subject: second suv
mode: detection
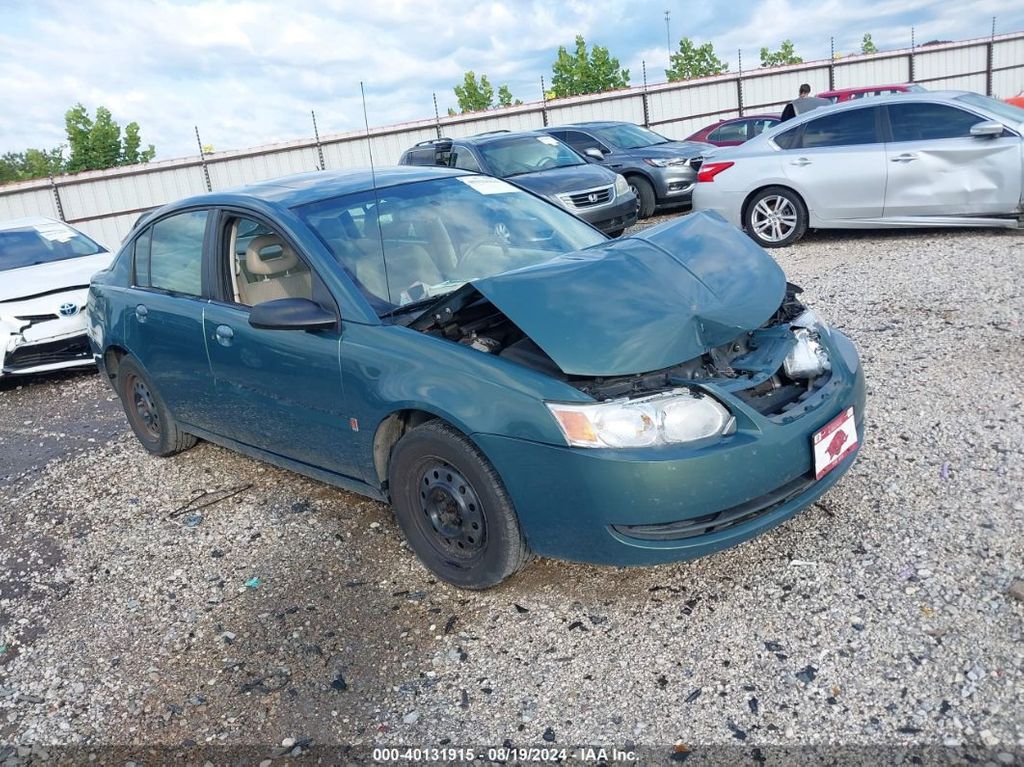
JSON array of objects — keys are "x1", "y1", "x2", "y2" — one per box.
[
  {"x1": 539, "y1": 122, "x2": 709, "y2": 219},
  {"x1": 399, "y1": 131, "x2": 637, "y2": 235}
]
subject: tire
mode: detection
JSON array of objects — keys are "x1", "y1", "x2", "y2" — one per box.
[
  {"x1": 388, "y1": 420, "x2": 531, "y2": 589},
  {"x1": 744, "y1": 186, "x2": 808, "y2": 248},
  {"x1": 116, "y1": 356, "x2": 197, "y2": 457},
  {"x1": 627, "y1": 176, "x2": 656, "y2": 219}
]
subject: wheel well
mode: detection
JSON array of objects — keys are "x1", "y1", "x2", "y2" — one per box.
[
  {"x1": 741, "y1": 185, "x2": 807, "y2": 229},
  {"x1": 103, "y1": 346, "x2": 128, "y2": 384},
  {"x1": 623, "y1": 171, "x2": 654, "y2": 188},
  {"x1": 372, "y1": 409, "x2": 439, "y2": 492}
]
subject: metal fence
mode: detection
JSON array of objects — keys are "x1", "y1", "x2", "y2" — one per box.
[{"x1": 3, "y1": 30, "x2": 1023, "y2": 250}]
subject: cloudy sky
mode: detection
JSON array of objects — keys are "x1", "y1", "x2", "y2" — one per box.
[{"x1": 2, "y1": 0, "x2": 1022, "y2": 160}]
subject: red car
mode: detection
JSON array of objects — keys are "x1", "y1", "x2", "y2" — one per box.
[
  {"x1": 685, "y1": 114, "x2": 780, "y2": 146},
  {"x1": 817, "y1": 83, "x2": 926, "y2": 103}
]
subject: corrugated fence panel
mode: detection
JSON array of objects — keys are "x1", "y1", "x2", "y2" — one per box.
[
  {"x1": 743, "y1": 65, "x2": 832, "y2": 110},
  {"x1": 833, "y1": 55, "x2": 910, "y2": 89},
  {"x1": 915, "y1": 44, "x2": 987, "y2": 82},
  {"x1": 1, "y1": 31, "x2": 1021, "y2": 247},
  {"x1": 0, "y1": 184, "x2": 58, "y2": 221},
  {"x1": 648, "y1": 80, "x2": 737, "y2": 124}
]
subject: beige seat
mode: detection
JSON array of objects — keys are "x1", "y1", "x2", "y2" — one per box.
[{"x1": 241, "y1": 235, "x2": 312, "y2": 305}]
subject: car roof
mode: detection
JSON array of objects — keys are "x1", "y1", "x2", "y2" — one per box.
[
  {"x1": 455, "y1": 130, "x2": 553, "y2": 146},
  {"x1": 0, "y1": 215, "x2": 66, "y2": 232},
  {"x1": 160, "y1": 165, "x2": 472, "y2": 211},
  {"x1": 819, "y1": 84, "x2": 913, "y2": 95},
  {"x1": 778, "y1": 90, "x2": 984, "y2": 125}
]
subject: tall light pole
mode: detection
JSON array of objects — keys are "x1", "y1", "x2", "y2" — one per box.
[{"x1": 665, "y1": 9, "x2": 672, "y2": 66}]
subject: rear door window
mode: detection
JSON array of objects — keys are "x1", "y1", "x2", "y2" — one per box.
[
  {"x1": 799, "y1": 107, "x2": 881, "y2": 148},
  {"x1": 136, "y1": 210, "x2": 208, "y2": 296},
  {"x1": 887, "y1": 103, "x2": 988, "y2": 141}
]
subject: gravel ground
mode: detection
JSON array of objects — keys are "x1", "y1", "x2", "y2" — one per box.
[{"x1": 0, "y1": 221, "x2": 1022, "y2": 763}]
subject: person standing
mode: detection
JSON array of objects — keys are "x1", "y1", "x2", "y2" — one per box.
[{"x1": 781, "y1": 84, "x2": 831, "y2": 121}]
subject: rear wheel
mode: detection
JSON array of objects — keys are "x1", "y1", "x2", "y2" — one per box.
[
  {"x1": 744, "y1": 186, "x2": 807, "y2": 248},
  {"x1": 117, "y1": 356, "x2": 196, "y2": 456},
  {"x1": 388, "y1": 420, "x2": 531, "y2": 589},
  {"x1": 627, "y1": 176, "x2": 656, "y2": 219}
]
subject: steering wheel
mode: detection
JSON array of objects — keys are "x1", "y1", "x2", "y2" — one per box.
[
  {"x1": 457, "y1": 235, "x2": 511, "y2": 274},
  {"x1": 534, "y1": 156, "x2": 558, "y2": 170}
]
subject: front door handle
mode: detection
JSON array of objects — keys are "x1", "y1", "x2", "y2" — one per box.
[
  {"x1": 134, "y1": 304, "x2": 148, "y2": 323},
  {"x1": 790, "y1": 157, "x2": 812, "y2": 166},
  {"x1": 891, "y1": 153, "x2": 918, "y2": 163},
  {"x1": 214, "y1": 324, "x2": 234, "y2": 346}
]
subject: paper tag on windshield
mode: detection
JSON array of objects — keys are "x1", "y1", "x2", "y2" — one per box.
[
  {"x1": 537, "y1": 136, "x2": 559, "y2": 145},
  {"x1": 456, "y1": 176, "x2": 517, "y2": 195},
  {"x1": 34, "y1": 222, "x2": 74, "y2": 242}
]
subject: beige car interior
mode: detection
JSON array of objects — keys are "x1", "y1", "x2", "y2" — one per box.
[{"x1": 231, "y1": 227, "x2": 312, "y2": 306}]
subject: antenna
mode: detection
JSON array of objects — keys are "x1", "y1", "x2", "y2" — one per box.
[{"x1": 360, "y1": 81, "x2": 392, "y2": 305}]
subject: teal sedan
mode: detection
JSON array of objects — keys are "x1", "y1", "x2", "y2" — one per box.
[{"x1": 87, "y1": 166, "x2": 865, "y2": 589}]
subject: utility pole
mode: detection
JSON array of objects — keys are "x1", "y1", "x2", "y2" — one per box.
[{"x1": 665, "y1": 10, "x2": 671, "y2": 67}]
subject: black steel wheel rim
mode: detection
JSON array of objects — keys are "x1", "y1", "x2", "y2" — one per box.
[
  {"x1": 417, "y1": 460, "x2": 486, "y2": 561},
  {"x1": 128, "y1": 374, "x2": 160, "y2": 439}
]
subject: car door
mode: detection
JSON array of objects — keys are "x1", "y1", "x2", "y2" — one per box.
[
  {"x1": 552, "y1": 130, "x2": 614, "y2": 165},
  {"x1": 780, "y1": 105, "x2": 887, "y2": 221},
  {"x1": 202, "y1": 211, "x2": 358, "y2": 478},
  {"x1": 128, "y1": 209, "x2": 219, "y2": 430},
  {"x1": 882, "y1": 101, "x2": 1023, "y2": 218}
]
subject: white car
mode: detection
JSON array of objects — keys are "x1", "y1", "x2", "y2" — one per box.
[
  {"x1": 692, "y1": 91, "x2": 1024, "y2": 247},
  {"x1": 0, "y1": 217, "x2": 111, "y2": 378}
]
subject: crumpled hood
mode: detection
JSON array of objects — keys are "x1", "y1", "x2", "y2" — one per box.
[
  {"x1": 470, "y1": 211, "x2": 786, "y2": 377},
  {"x1": 0, "y1": 253, "x2": 111, "y2": 304}
]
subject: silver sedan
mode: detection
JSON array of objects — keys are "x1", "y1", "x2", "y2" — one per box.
[{"x1": 692, "y1": 91, "x2": 1024, "y2": 247}]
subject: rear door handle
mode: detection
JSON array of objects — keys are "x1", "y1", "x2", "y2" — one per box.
[
  {"x1": 214, "y1": 324, "x2": 234, "y2": 346},
  {"x1": 790, "y1": 158, "x2": 812, "y2": 166},
  {"x1": 891, "y1": 153, "x2": 918, "y2": 163},
  {"x1": 134, "y1": 304, "x2": 148, "y2": 323}
]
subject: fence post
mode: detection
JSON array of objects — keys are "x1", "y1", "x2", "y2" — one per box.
[
  {"x1": 829, "y1": 37, "x2": 836, "y2": 91},
  {"x1": 736, "y1": 50, "x2": 744, "y2": 117},
  {"x1": 909, "y1": 27, "x2": 916, "y2": 83},
  {"x1": 986, "y1": 17, "x2": 996, "y2": 96},
  {"x1": 48, "y1": 175, "x2": 66, "y2": 222},
  {"x1": 540, "y1": 76, "x2": 549, "y2": 127},
  {"x1": 195, "y1": 126, "x2": 212, "y2": 192},
  {"x1": 311, "y1": 110, "x2": 326, "y2": 170},
  {"x1": 432, "y1": 93, "x2": 442, "y2": 139},
  {"x1": 641, "y1": 61, "x2": 651, "y2": 128}
]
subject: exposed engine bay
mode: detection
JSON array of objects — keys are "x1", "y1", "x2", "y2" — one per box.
[{"x1": 414, "y1": 282, "x2": 833, "y2": 418}]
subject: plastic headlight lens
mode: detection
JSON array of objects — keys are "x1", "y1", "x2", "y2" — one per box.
[
  {"x1": 547, "y1": 390, "x2": 732, "y2": 448},
  {"x1": 614, "y1": 174, "x2": 630, "y2": 195},
  {"x1": 643, "y1": 157, "x2": 687, "y2": 168}
]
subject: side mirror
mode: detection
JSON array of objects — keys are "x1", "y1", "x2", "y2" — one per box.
[
  {"x1": 970, "y1": 120, "x2": 1004, "y2": 138},
  {"x1": 249, "y1": 298, "x2": 337, "y2": 331},
  {"x1": 584, "y1": 147, "x2": 605, "y2": 161}
]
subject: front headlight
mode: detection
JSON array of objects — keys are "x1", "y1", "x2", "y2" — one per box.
[
  {"x1": 643, "y1": 157, "x2": 688, "y2": 168},
  {"x1": 547, "y1": 389, "x2": 733, "y2": 448},
  {"x1": 613, "y1": 174, "x2": 630, "y2": 196}
]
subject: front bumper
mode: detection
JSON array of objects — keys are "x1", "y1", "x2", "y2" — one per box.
[
  {"x1": 574, "y1": 195, "x2": 639, "y2": 234},
  {"x1": 473, "y1": 330, "x2": 866, "y2": 566},
  {"x1": 650, "y1": 166, "x2": 698, "y2": 206},
  {"x1": 1, "y1": 311, "x2": 93, "y2": 376}
]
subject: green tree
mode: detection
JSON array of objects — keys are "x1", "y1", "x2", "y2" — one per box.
[
  {"x1": 760, "y1": 40, "x2": 803, "y2": 68},
  {"x1": 666, "y1": 37, "x2": 729, "y2": 81},
  {"x1": 64, "y1": 103, "x2": 155, "y2": 172},
  {"x1": 550, "y1": 35, "x2": 629, "y2": 98},
  {"x1": 861, "y1": 33, "x2": 878, "y2": 54},
  {"x1": 453, "y1": 71, "x2": 495, "y2": 113},
  {"x1": 0, "y1": 148, "x2": 65, "y2": 184},
  {"x1": 497, "y1": 84, "x2": 522, "y2": 108}
]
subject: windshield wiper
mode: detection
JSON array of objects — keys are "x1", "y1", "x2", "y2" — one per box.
[{"x1": 379, "y1": 297, "x2": 440, "y2": 320}]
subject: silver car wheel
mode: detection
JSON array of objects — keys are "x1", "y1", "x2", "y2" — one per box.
[{"x1": 751, "y1": 196, "x2": 798, "y2": 243}]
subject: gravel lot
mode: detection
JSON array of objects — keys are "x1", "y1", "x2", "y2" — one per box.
[{"x1": 0, "y1": 221, "x2": 1022, "y2": 763}]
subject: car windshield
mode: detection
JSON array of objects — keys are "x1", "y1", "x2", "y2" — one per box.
[
  {"x1": 474, "y1": 135, "x2": 585, "y2": 177},
  {"x1": 955, "y1": 92, "x2": 1024, "y2": 124},
  {"x1": 295, "y1": 175, "x2": 606, "y2": 315},
  {"x1": 591, "y1": 123, "x2": 670, "y2": 150},
  {"x1": 0, "y1": 221, "x2": 105, "y2": 272}
]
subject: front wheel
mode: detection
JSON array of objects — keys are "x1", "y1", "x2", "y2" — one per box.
[
  {"x1": 388, "y1": 421, "x2": 531, "y2": 589},
  {"x1": 628, "y1": 176, "x2": 656, "y2": 219},
  {"x1": 744, "y1": 186, "x2": 808, "y2": 248},
  {"x1": 117, "y1": 356, "x2": 197, "y2": 456}
]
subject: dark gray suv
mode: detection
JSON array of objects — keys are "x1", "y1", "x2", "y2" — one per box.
[
  {"x1": 539, "y1": 122, "x2": 710, "y2": 219},
  {"x1": 399, "y1": 131, "x2": 637, "y2": 236}
]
